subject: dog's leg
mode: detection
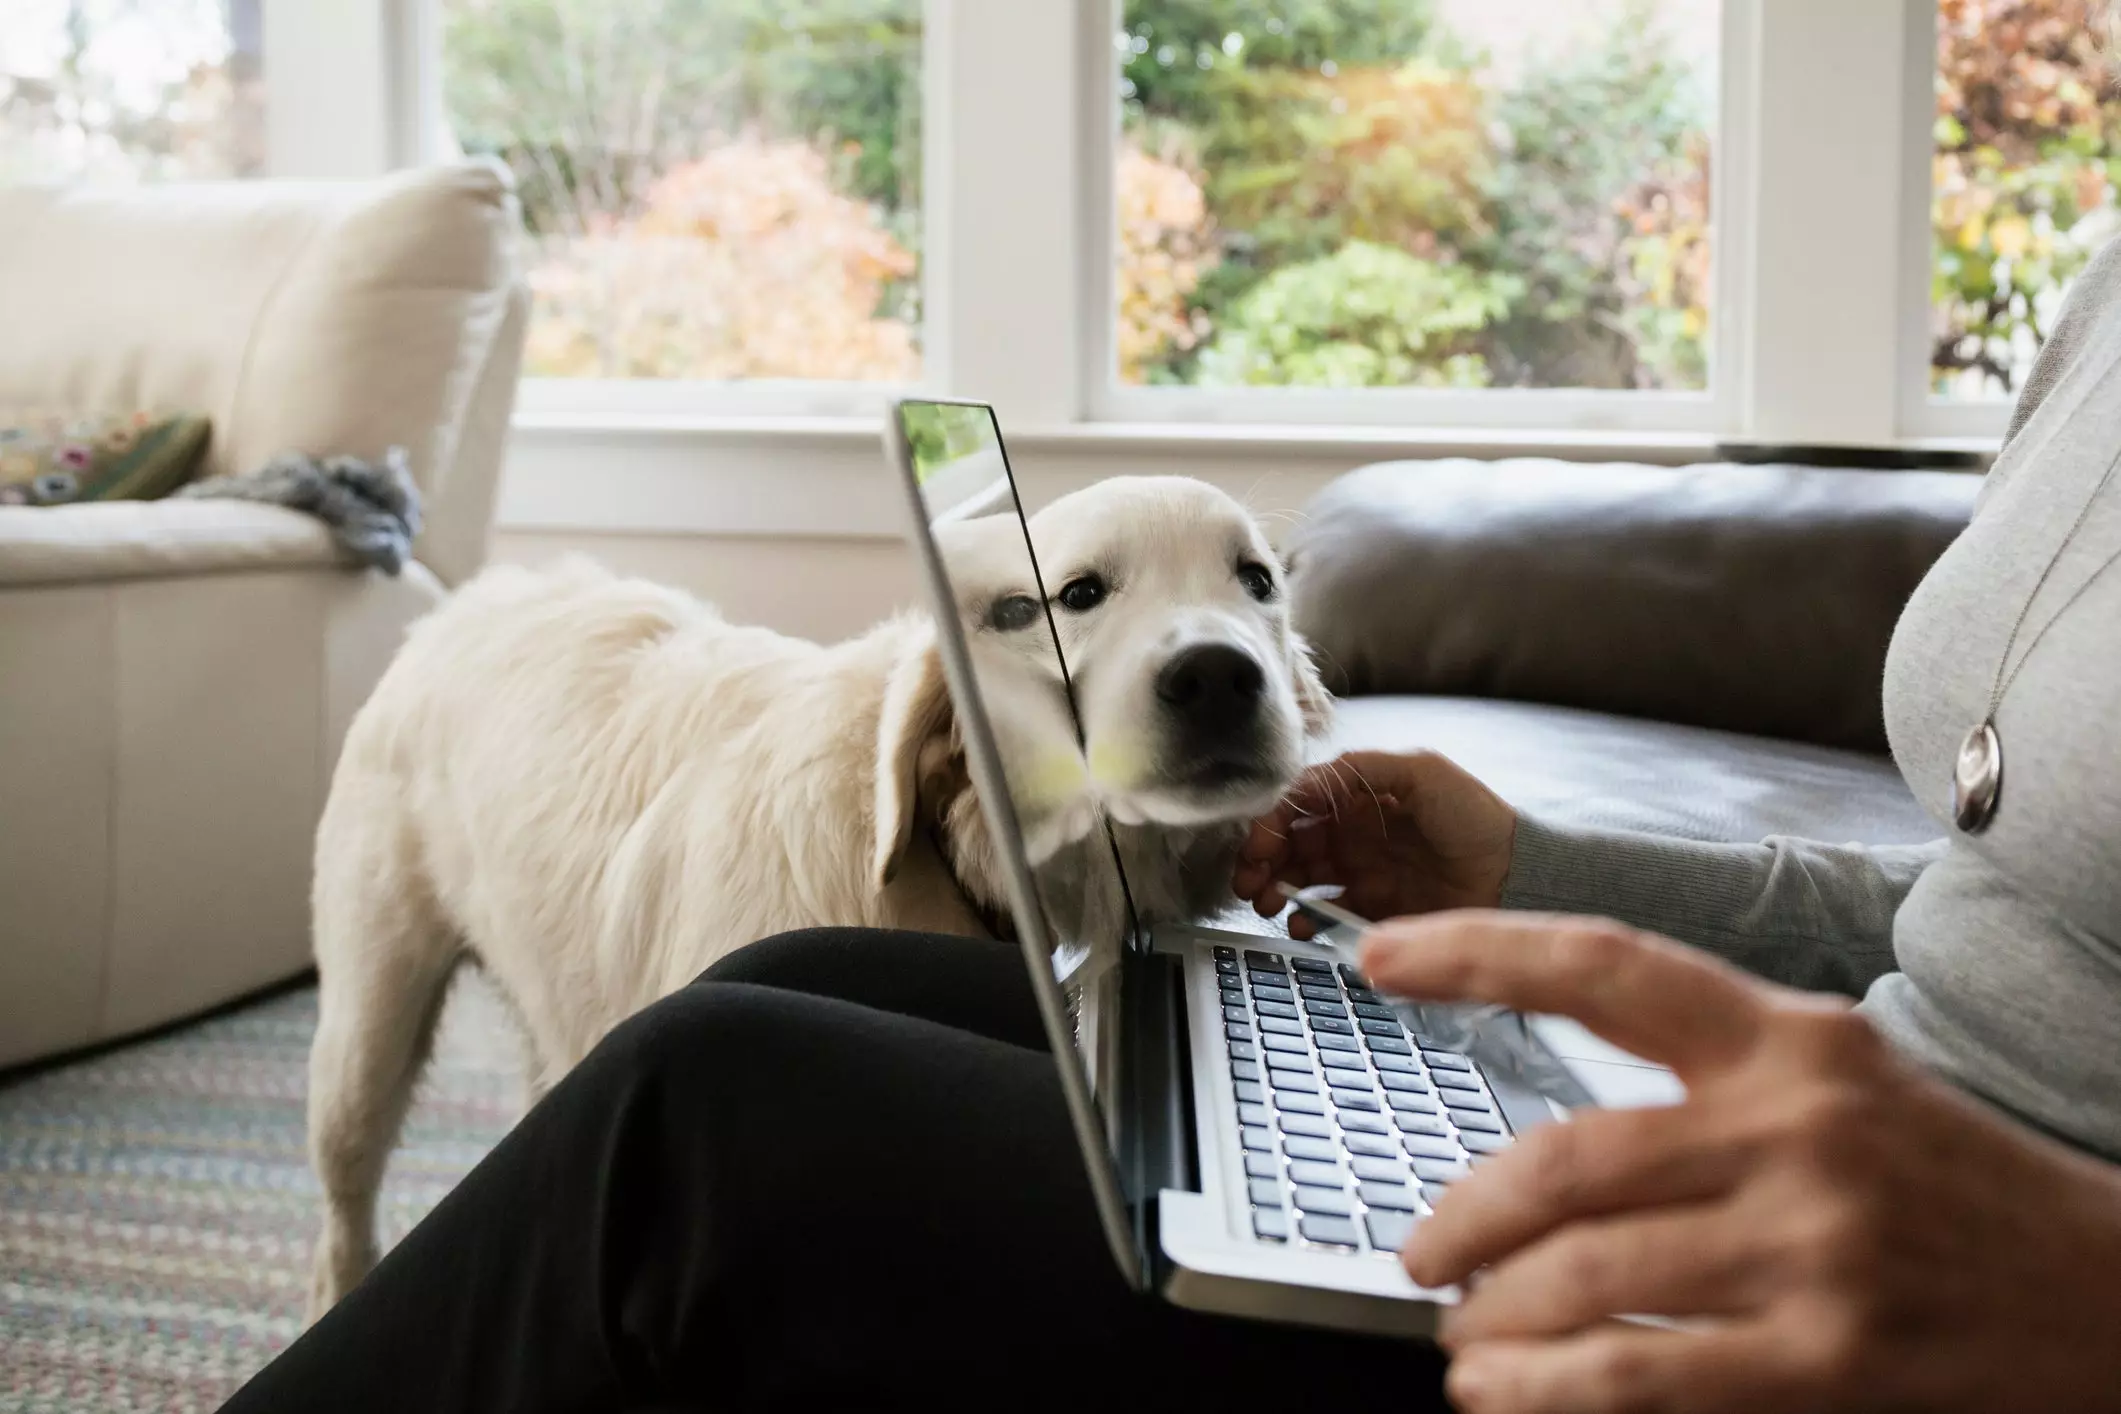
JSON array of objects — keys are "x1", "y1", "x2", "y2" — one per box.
[{"x1": 305, "y1": 812, "x2": 460, "y2": 1321}]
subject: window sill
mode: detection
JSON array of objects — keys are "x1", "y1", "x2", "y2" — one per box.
[{"x1": 495, "y1": 415, "x2": 2000, "y2": 540}]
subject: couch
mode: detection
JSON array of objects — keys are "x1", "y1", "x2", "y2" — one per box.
[
  {"x1": 0, "y1": 164, "x2": 530, "y2": 1068},
  {"x1": 1287, "y1": 458, "x2": 1982, "y2": 852}
]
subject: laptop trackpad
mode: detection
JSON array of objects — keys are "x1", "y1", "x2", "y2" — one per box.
[{"x1": 1530, "y1": 1015, "x2": 1686, "y2": 1111}]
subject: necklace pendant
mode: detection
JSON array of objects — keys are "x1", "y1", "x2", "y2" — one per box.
[{"x1": 1953, "y1": 718, "x2": 2003, "y2": 833}]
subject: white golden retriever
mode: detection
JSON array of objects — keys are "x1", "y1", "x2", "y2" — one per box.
[{"x1": 305, "y1": 475, "x2": 1329, "y2": 1314}]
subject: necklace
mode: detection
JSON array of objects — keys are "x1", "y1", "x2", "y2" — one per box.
[{"x1": 1952, "y1": 448, "x2": 2121, "y2": 832}]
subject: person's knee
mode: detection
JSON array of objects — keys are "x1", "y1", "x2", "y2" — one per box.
[{"x1": 691, "y1": 926, "x2": 913, "y2": 990}]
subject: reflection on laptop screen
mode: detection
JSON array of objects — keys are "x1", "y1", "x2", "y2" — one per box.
[{"x1": 898, "y1": 401, "x2": 1138, "y2": 993}]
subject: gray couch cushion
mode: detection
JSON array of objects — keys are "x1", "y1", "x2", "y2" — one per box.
[
  {"x1": 1289, "y1": 459, "x2": 1979, "y2": 754},
  {"x1": 1324, "y1": 696, "x2": 1941, "y2": 847}
]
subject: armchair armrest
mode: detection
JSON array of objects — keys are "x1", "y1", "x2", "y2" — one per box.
[
  {"x1": 0, "y1": 500, "x2": 343, "y2": 587},
  {"x1": 1286, "y1": 458, "x2": 1980, "y2": 753}
]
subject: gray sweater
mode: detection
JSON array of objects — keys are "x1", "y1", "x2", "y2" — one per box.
[{"x1": 1502, "y1": 239, "x2": 2121, "y2": 1163}]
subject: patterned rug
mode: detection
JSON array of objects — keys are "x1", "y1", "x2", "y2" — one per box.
[{"x1": 0, "y1": 971, "x2": 522, "y2": 1413}]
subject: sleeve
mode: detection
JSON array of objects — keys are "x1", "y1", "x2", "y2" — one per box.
[{"x1": 1499, "y1": 816, "x2": 1950, "y2": 997}]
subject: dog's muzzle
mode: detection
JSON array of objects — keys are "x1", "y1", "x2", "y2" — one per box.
[{"x1": 1156, "y1": 643, "x2": 1271, "y2": 781}]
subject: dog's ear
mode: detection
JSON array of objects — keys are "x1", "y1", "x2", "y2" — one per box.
[
  {"x1": 873, "y1": 630, "x2": 958, "y2": 888},
  {"x1": 1290, "y1": 633, "x2": 1335, "y2": 737}
]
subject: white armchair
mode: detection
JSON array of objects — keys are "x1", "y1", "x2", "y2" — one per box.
[{"x1": 0, "y1": 164, "x2": 529, "y2": 1066}]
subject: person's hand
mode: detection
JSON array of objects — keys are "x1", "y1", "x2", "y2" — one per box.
[
  {"x1": 1231, "y1": 750, "x2": 1517, "y2": 937},
  {"x1": 1357, "y1": 911, "x2": 2121, "y2": 1414}
]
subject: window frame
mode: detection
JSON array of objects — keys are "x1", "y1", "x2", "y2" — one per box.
[{"x1": 268, "y1": 0, "x2": 2021, "y2": 450}]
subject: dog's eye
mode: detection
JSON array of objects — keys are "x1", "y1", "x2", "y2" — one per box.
[
  {"x1": 1236, "y1": 561, "x2": 1277, "y2": 602},
  {"x1": 988, "y1": 594, "x2": 1040, "y2": 632},
  {"x1": 1057, "y1": 575, "x2": 1107, "y2": 613}
]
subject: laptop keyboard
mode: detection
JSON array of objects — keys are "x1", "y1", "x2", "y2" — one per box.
[{"x1": 1215, "y1": 944, "x2": 1516, "y2": 1256}]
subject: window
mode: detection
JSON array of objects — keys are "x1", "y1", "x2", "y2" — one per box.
[
  {"x1": 0, "y1": 0, "x2": 264, "y2": 183},
  {"x1": 438, "y1": 0, "x2": 923, "y2": 386},
  {"x1": 1929, "y1": 0, "x2": 2121, "y2": 403},
  {"x1": 1110, "y1": 0, "x2": 1718, "y2": 396}
]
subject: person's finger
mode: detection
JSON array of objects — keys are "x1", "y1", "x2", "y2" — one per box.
[
  {"x1": 1406, "y1": 1102, "x2": 1745, "y2": 1288},
  {"x1": 1445, "y1": 1322, "x2": 1805, "y2": 1414},
  {"x1": 1357, "y1": 911, "x2": 1768, "y2": 1076},
  {"x1": 1440, "y1": 1204, "x2": 1767, "y2": 1348}
]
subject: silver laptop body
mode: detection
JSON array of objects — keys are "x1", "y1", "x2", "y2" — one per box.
[{"x1": 884, "y1": 399, "x2": 1673, "y2": 1337}]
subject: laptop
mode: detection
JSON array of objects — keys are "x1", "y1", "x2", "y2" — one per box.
[{"x1": 884, "y1": 398, "x2": 1678, "y2": 1337}]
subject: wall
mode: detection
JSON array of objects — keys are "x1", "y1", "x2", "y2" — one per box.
[{"x1": 488, "y1": 531, "x2": 923, "y2": 645}]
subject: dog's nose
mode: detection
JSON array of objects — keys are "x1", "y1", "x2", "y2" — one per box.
[{"x1": 1156, "y1": 644, "x2": 1265, "y2": 739}]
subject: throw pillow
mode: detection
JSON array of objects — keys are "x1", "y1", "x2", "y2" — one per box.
[{"x1": 0, "y1": 411, "x2": 213, "y2": 506}]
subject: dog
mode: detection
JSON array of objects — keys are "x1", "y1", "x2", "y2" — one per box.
[{"x1": 304, "y1": 475, "x2": 1329, "y2": 1315}]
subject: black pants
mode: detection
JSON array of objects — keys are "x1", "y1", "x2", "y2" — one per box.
[{"x1": 225, "y1": 929, "x2": 1448, "y2": 1411}]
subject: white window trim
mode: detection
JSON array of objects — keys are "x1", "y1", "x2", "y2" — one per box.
[{"x1": 264, "y1": 0, "x2": 2014, "y2": 503}]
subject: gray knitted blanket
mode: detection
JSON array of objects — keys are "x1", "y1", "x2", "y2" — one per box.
[{"x1": 175, "y1": 448, "x2": 423, "y2": 574}]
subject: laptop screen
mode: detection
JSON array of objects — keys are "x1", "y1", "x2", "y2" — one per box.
[{"x1": 895, "y1": 400, "x2": 1139, "y2": 1084}]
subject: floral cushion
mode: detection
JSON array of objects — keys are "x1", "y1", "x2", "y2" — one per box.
[{"x1": 0, "y1": 411, "x2": 213, "y2": 507}]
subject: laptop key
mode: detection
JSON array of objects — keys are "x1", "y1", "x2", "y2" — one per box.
[
  {"x1": 1403, "y1": 1134, "x2": 1465, "y2": 1162},
  {"x1": 1262, "y1": 1033, "x2": 1309, "y2": 1055},
  {"x1": 1378, "y1": 1070, "x2": 1430, "y2": 1094},
  {"x1": 1244, "y1": 1152, "x2": 1279, "y2": 1180},
  {"x1": 1298, "y1": 984, "x2": 1342, "y2": 1005},
  {"x1": 1337, "y1": 963, "x2": 1368, "y2": 987},
  {"x1": 1396, "y1": 1113, "x2": 1452, "y2": 1139},
  {"x1": 1274, "y1": 1091, "x2": 1327, "y2": 1116},
  {"x1": 1250, "y1": 976, "x2": 1294, "y2": 999},
  {"x1": 1371, "y1": 1051, "x2": 1421, "y2": 1074},
  {"x1": 1282, "y1": 1136, "x2": 1341, "y2": 1163},
  {"x1": 1215, "y1": 959, "x2": 1240, "y2": 978},
  {"x1": 1249, "y1": 1177, "x2": 1286, "y2": 1207},
  {"x1": 1226, "y1": 1041, "x2": 1258, "y2": 1063},
  {"x1": 1337, "y1": 1111, "x2": 1391, "y2": 1136},
  {"x1": 1265, "y1": 1049, "x2": 1315, "y2": 1074},
  {"x1": 1388, "y1": 1092, "x2": 1443, "y2": 1118},
  {"x1": 1238, "y1": 1103, "x2": 1270, "y2": 1127},
  {"x1": 1299, "y1": 1215, "x2": 1361, "y2": 1248},
  {"x1": 1460, "y1": 1131, "x2": 1513, "y2": 1155},
  {"x1": 1421, "y1": 1182, "x2": 1453, "y2": 1208},
  {"x1": 1359, "y1": 1018, "x2": 1403, "y2": 1038},
  {"x1": 1291, "y1": 1186, "x2": 1355, "y2": 1217},
  {"x1": 1233, "y1": 1081, "x2": 1265, "y2": 1104},
  {"x1": 1244, "y1": 950, "x2": 1285, "y2": 969},
  {"x1": 1224, "y1": 1023, "x2": 1252, "y2": 1043},
  {"x1": 1290, "y1": 956, "x2": 1332, "y2": 975},
  {"x1": 1351, "y1": 1155, "x2": 1410, "y2": 1183},
  {"x1": 1213, "y1": 945, "x2": 1236, "y2": 961},
  {"x1": 1343, "y1": 1132, "x2": 1399, "y2": 1160},
  {"x1": 1351, "y1": 1002, "x2": 1397, "y2": 1023},
  {"x1": 1269, "y1": 1071, "x2": 1319, "y2": 1095},
  {"x1": 1277, "y1": 1114, "x2": 1333, "y2": 1140},
  {"x1": 1449, "y1": 1109, "x2": 1504, "y2": 1134},
  {"x1": 1312, "y1": 1016, "x2": 1356, "y2": 1036},
  {"x1": 1253, "y1": 1207, "x2": 1290, "y2": 1242},
  {"x1": 1366, "y1": 1035, "x2": 1415, "y2": 1055},
  {"x1": 1435, "y1": 1074, "x2": 1485, "y2": 1095},
  {"x1": 1230, "y1": 1060, "x2": 1260, "y2": 1082},
  {"x1": 1259, "y1": 1017, "x2": 1305, "y2": 1037},
  {"x1": 1314, "y1": 1033, "x2": 1361, "y2": 1054},
  {"x1": 1366, "y1": 1210, "x2": 1416, "y2": 1252},
  {"x1": 1223, "y1": 1005, "x2": 1251, "y2": 1026},
  {"x1": 1423, "y1": 1051, "x2": 1475, "y2": 1072},
  {"x1": 1254, "y1": 999, "x2": 1301, "y2": 1021},
  {"x1": 1241, "y1": 1125, "x2": 1274, "y2": 1152},
  {"x1": 1360, "y1": 1181, "x2": 1420, "y2": 1212},
  {"x1": 1303, "y1": 998, "x2": 1347, "y2": 1019},
  {"x1": 1287, "y1": 1159, "x2": 1348, "y2": 1188},
  {"x1": 1412, "y1": 1157, "x2": 1470, "y2": 1183},
  {"x1": 1331, "y1": 1089, "x2": 1382, "y2": 1112}
]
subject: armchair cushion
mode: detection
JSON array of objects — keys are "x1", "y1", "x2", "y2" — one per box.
[{"x1": 0, "y1": 499, "x2": 344, "y2": 587}]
